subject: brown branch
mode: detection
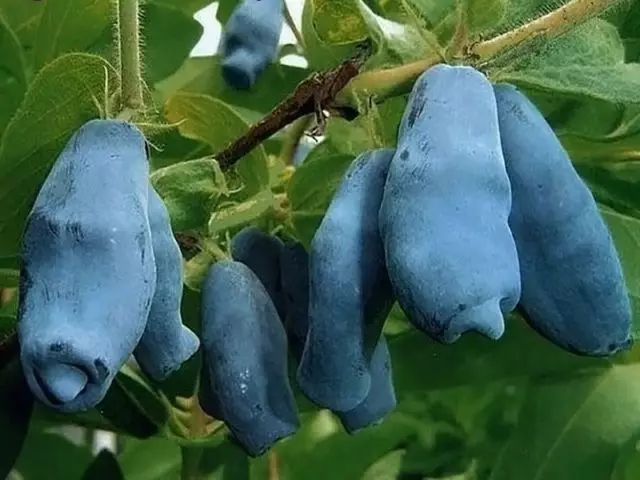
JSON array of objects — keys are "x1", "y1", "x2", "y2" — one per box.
[{"x1": 215, "y1": 40, "x2": 373, "y2": 170}]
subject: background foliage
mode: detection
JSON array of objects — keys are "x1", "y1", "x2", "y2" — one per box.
[{"x1": 2, "y1": 0, "x2": 640, "y2": 479}]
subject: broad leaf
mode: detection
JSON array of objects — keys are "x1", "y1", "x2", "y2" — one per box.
[
  {"x1": 0, "y1": 53, "x2": 118, "y2": 258},
  {"x1": 208, "y1": 189, "x2": 275, "y2": 236},
  {"x1": 496, "y1": 20, "x2": 640, "y2": 105},
  {"x1": 118, "y1": 437, "x2": 181, "y2": 480},
  {"x1": 0, "y1": 13, "x2": 27, "y2": 135},
  {"x1": 490, "y1": 364, "x2": 640, "y2": 480},
  {"x1": 156, "y1": 56, "x2": 310, "y2": 114},
  {"x1": 32, "y1": 0, "x2": 111, "y2": 70},
  {"x1": 288, "y1": 142, "x2": 354, "y2": 247},
  {"x1": 90, "y1": 3, "x2": 203, "y2": 85},
  {"x1": 164, "y1": 92, "x2": 269, "y2": 196},
  {"x1": 612, "y1": 431, "x2": 640, "y2": 480},
  {"x1": 151, "y1": 158, "x2": 227, "y2": 232},
  {"x1": 13, "y1": 419, "x2": 93, "y2": 479}
]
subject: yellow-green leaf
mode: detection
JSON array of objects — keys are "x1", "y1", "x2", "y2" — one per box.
[{"x1": 208, "y1": 189, "x2": 275, "y2": 236}]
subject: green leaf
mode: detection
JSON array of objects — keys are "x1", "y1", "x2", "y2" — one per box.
[
  {"x1": 113, "y1": 365, "x2": 170, "y2": 428},
  {"x1": 361, "y1": 450, "x2": 405, "y2": 480},
  {"x1": 260, "y1": 413, "x2": 414, "y2": 480},
  {"x1": 198, "y1": 438, "x2": 250, "y2": 479},
  {"x1": 215, "y1": 0, "x2": 241, "y2": 25},
  {"x1": 0, "y1": 13, "x2": 27, "y2": 135},
  {"x1": 301, "y1": 1, "x2": 357, "y2": 70},
  {"x1": 0, "y1": 361, "x2": 33, "y2": 480},
  {"x1": 389, "y1": 314, "x2": 612, "y2": 396},
  {"x1": 31, "y1": 0, "x2": 111, "y2": 70},
  {"x1": 89, "y1": 3, "x2": 203, "y2": 85},
  {"x1": 150, "y1": 158, "x2": 227, "y2": 232},
  {"x1": 310, "y1": 0, "x2": 433, "y2": 66},
  {"x1": 326, "y1": 95, "x2": 406, "y2": 154},
  {"x1": 0, "y1": 53, "x2": 118, "y2": 258},
  {"x1": 14, "y1": 424, "x2": 93, "y2": 479},
  {"x1": 156, "y1": 56, "x2": 310, "y2": 115},
  {"x1": 612, "y1": 431, "x2": 640, "y2": 480},
  {"x1": 151, "y1": 0, "x2": 213, "y2": 16},
  {"x1": 118, "y1": 437, "x2": 181, "y2": 480},
  {"x1": 489, "y1": 364, "x2": 640, "y2": 480},
  {"x1": 208, "y1": 188, "x2": 276, "y2": 236},
  {"x1": 576, "y1": 164, "x2": 640, "y2": 219},
  {"x1": 310, "y1": 0, "x2": 370, "y2": 45},
  {"x1": 357, "y1": 1, "x2": 435, "y2": 66},
  {"x1": 288, "y1": 143, "x2": 354, "y2": 247},
  {"x1": 164, "y1": 92, "x2": 269, "y2": 196},
  {"x1": 96, "y1": 365, "x2": 169, "y2": 440},
  {"x1": 0, "y1": 268, "x2": 18, "y2": 287},
  {"x1": 463, "y1": 0, "x2": 507, "y2": 34},
  {"x1": 81, "y1": 450, "x2": 125, "y2": 480},
  {"x1": 140, "y1": 4, "x2": 203, "y2": 84},
  {"x1": 0, "y1": 0, "x2": 44, "y2": 51},
  {"x1": 496, "y1": 20, "x2": 640, "y2": 105}
]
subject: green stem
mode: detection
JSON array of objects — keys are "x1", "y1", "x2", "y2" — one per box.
[
  {"x1": 471, "y1": 0, "x2": 620, "y2": 61},
  {"x1": 336, "y1": 0, "x2": 620, "y2": 110},
  {"x1": 283, "y1": 1, "x2": 305, "y2": 50},
  {"x1": 180, "y1": 446, "x2": 204, "y2": 480},
  {"x1": 118, "y1": 0, "x2": 143, "y2": 111}
]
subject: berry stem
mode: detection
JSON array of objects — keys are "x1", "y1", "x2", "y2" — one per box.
[{"x1": 117, "y1": 0, "x2": 144, "y2": 112}]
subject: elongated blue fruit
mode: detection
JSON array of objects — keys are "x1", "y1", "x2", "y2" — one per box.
[
  {"x1": 17, "y1": 119, "x2": 156, "y2": 413},
  {"x1": 218, "y1": 0, "x2": 284, "y2": 90},
  {"x1": 231, "y1": 227, "x2": 285, "y2": 319},
  {"x1": 379, "y1": 65, "x2": 521, "y2": 344},
  {"x1": 199, "y1": 260, "x2": 299, "y2": 457},
  {"x1": 280, "y1": 241, "x2": 397, "y2": 431},
  {"x1": 494, "y1": 84, "x2": 632, "y2": 356},
  {"x1": 280, "y1": 241, "x2": 310, "y2": 361},
  {"x1": 297, "y1": 148, "x2": 396, "y2": 412},
  {"x1": 336, "y1": 337, "x2": 396, "y2": 434},
  {"x1": 133, "y1": 185, "x2": 200, "y2": 381}
]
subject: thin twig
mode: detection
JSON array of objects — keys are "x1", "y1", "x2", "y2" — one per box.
[{"x1": 214, "y1": 41, "x2": 372, "y2": 170}]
